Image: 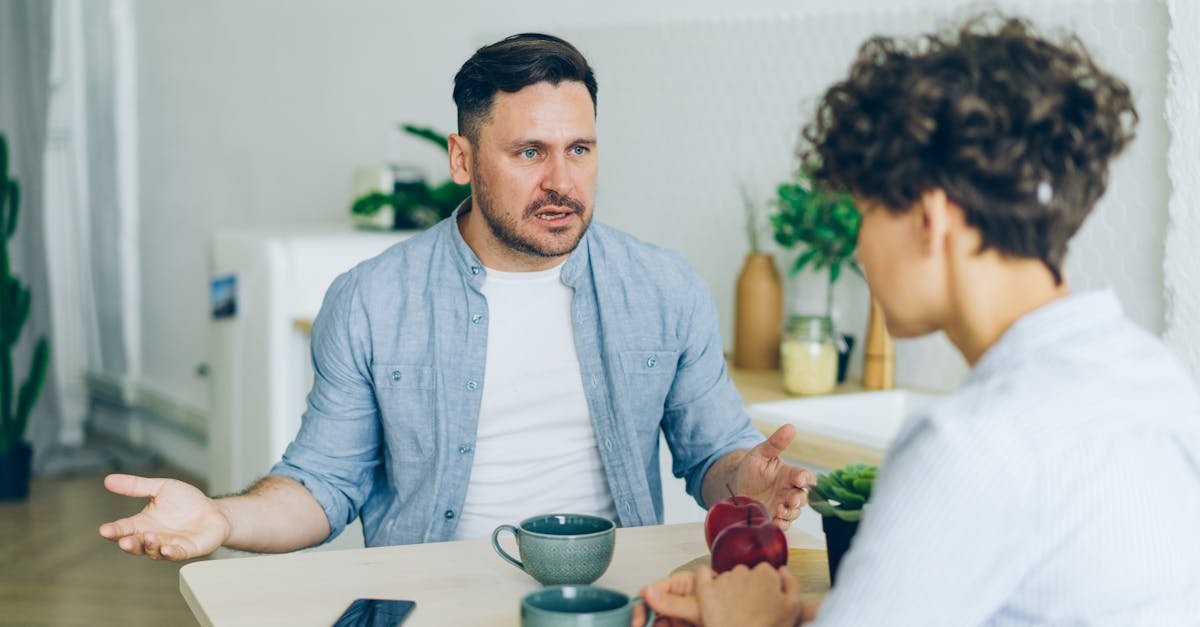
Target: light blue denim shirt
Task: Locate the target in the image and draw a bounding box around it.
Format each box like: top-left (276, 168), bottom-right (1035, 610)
top-left (270, 208), bottom-right (763, 546)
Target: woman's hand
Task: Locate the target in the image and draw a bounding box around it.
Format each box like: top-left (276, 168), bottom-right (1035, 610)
top-left (694, 564), bottom-right (806, 627)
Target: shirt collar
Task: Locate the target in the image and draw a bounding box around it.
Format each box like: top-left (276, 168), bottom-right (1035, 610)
top-left (970, 288), bottom-right (1124, 381)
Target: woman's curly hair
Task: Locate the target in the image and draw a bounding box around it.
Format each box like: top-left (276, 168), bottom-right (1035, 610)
top-left (803, 15), bottom-right (1138, 284)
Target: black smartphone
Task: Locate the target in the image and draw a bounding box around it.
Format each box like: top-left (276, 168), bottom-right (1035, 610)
top-left (331, 598), bottom-right (416, 627)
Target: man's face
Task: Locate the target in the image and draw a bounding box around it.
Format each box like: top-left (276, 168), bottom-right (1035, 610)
top-left (853, 196), bottom-right (945, 339)
top-left (457, 81), bottom-right (597, 263)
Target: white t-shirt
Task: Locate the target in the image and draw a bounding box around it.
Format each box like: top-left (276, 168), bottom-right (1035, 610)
top-left (452, 262), bottom-right (618, 540)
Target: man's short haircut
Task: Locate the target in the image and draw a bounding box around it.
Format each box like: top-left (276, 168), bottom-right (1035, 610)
top-left (453, 33), bottom-right (598, 143)
top-left (803, 14), bottom-right (1138, 284)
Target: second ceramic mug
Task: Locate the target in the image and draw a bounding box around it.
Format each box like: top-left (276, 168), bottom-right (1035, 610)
top-left (521, 585), bottom-right (654, 627)
top-left (492, 514), bottom-right (616, 586)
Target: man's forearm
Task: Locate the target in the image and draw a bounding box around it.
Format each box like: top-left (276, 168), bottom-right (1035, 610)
top-left (216, 475), bottom-right (331, 553)
top-left (700, 449), bottom-right (750, 507)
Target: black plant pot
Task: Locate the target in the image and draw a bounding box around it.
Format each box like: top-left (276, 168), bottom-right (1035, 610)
top-left (836, 334), bottom-right (855, 383)
top-left (822, 515), bottom-right (860, 585)
top-left (0, 441), bottom-right (32, 501)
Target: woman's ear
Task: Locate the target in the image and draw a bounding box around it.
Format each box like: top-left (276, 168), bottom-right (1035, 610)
top-left (447, 133), bottom-right (472, 185)
top-left (914, 188), bottom-right (951, 256)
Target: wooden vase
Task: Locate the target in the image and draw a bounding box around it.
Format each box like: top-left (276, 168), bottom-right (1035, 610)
top-left (733, 253), bottom-right (783, 370)
top-left (862, 298), bottom-right (895, 389)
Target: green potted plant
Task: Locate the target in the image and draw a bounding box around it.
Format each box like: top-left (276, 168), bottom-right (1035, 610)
top-left (769, 165), bottom-right (862, 383)
top-left (808, 462), bottom-right (876, 584)
top-left (0, 133), bottom-right (50, 501)
top-left (350, 124), bottom-right (471, 230)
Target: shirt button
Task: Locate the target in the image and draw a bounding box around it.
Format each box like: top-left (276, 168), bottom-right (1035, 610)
top-left (646, 356), bottom-right (657, 368)
top-left (466, 380), bottom-right (478, 391)
top-left (471, 314), bottom-right (483, 324)
top-left (470, 265), bottom-right (480, 275)
top-left (602, 437), bottom-right (613, 451)
top-left (390, 370), bottom-right (402, 382)
top-left (444, 510), bottom-right (455, 519)
top-left (458, 445), bottom-right (472, 454)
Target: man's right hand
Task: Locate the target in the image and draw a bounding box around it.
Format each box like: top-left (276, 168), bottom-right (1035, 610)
top-left (98, 474), bottom-right (231, 561)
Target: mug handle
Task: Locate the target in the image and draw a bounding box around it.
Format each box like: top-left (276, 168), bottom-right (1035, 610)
top-left (632, 596), bottom-right (656, 626)
top-left (491, 524), bottom-right (524, 571)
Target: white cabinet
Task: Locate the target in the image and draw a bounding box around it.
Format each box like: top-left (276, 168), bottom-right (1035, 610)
top-left (208, 225), bottom-right (414, 495)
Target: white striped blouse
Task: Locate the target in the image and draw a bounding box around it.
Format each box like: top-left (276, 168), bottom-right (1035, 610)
top-left (811, 289), bottom-right (1200, 626)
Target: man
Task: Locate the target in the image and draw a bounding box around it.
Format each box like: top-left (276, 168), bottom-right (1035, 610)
top-left (99, 33), bottom-right (813, 560)
top-left (639, 15), bottom-right (1200, 626)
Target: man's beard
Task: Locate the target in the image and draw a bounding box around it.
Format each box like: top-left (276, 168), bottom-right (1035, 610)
top-left (470, 170), bottom-right (592, 259)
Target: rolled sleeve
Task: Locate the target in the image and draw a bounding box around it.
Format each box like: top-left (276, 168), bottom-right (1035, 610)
top-left (269, 270), bottom-right (382, 543)
top-left (662, 271), bottom-right (764, 507)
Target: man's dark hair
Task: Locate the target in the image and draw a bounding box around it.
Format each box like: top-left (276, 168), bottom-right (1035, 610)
top-left (453, 33), bottom-right (598, 143)
top-left (803, 15), bottom-right (1137, 284)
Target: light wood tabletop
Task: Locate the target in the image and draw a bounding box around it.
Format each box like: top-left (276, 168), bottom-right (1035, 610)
top-left (180, 522), bottom-right (825, 626)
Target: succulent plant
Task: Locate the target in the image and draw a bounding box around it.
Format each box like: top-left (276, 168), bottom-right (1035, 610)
top-left (0, 133), bottom-right (50, 454)
top-left (808, 463), bottom-right (876, 523)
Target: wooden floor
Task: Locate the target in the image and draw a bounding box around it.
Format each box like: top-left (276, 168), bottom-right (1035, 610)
top-left (0, 466), bottom-right (205, 626)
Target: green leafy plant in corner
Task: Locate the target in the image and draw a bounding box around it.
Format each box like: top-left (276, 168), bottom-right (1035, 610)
top-left (808, 463), bottom-right (876, 523)
top-left (0, 133), bottom-right (50, 454)
top-left (349, 124), bottom-right (471, 229)
top-left (769, 165), bottom-right (862, 317)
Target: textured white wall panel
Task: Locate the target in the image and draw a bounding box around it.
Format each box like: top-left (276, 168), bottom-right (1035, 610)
top-left (1163, 0), bottom-right (1200, 384)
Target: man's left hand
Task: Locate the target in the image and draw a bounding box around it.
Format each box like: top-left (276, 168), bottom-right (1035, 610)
top-left (735, 424), bottom-right (814, 530)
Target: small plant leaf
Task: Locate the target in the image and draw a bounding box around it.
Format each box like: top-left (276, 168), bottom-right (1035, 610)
top-left (5, 180), bottom-right (18, 238)
top-left (349, 191), bottom-right (396, 217)
top-left (400, 124), bottom-right (451, 153)
top-left (0, 134), bottom-right (8, 183)
top-left (14, 337), bottom-right (49, 441)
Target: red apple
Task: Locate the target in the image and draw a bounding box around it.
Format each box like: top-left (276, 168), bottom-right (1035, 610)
top-left (710, 518), bottom-right (788, 574)
top-left (704, 490), bottom-right (769, 550)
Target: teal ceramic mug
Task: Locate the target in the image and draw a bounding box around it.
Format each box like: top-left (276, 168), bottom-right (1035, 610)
top-left (492, 514), bottom-right (616, 586)
top-left (521, 585), bottom-right (654, 627)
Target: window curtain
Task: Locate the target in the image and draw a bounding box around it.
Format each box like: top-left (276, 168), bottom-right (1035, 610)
top-left (0, 0), bottom-right (58, 468)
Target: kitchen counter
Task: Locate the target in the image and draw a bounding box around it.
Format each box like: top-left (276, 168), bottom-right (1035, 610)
top-left (728, 366), bottom-right (887, 469)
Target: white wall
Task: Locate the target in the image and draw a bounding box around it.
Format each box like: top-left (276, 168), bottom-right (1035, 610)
top-left (133, 0), bottom-right (820, 414)
top-left (123, 0), bottom-right (1193, 471)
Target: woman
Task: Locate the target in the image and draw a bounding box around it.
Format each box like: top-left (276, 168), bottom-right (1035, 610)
top-left (639, 14), bottom-right (1200, 627)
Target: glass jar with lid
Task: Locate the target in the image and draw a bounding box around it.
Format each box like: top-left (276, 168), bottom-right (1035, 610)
top-left (781, 315), bottom-right (838, 395)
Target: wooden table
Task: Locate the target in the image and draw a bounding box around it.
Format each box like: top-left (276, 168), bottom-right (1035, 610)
top-left (180, 522), bottom-right (826, 626)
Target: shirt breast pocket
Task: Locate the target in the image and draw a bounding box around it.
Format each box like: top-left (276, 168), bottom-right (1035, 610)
top-left (618, 350), bottom-right (680, 422)
top-left (372, 364), bottom-right (437, 460)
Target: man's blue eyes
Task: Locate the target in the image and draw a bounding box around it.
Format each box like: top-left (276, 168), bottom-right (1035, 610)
top-left (519, 147), bottom-right (589, 158)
